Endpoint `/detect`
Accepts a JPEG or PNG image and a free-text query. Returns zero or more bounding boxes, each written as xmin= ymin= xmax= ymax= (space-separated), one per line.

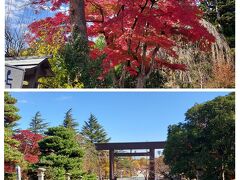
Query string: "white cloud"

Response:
xmin=58 ymin=5 xmax=69 ymax=12
xmin=18 ymin=99 xmax=28 ymax=104
xmin=5 ymin=0 xmax=69 ymax=38
xmin=5 ymin=0 xmax=28 ymax=17
xmin=56 ymin=96 xmax=72 ymax=101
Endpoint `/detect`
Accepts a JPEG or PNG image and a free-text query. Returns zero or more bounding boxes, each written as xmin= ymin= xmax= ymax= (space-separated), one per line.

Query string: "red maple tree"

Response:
xmin=28 ymin=0 xmax=215 ymax=87
xmin=5 ymin=164 xmax=16 ymax=174
xmin=13 ymin=130 xmax=43 ymax=164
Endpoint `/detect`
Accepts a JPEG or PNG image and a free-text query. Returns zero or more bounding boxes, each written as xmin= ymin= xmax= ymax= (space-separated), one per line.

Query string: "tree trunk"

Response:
xmin=214 ymin=0 xmax=221 ymax=21
xmin=222 ymin=164 xmax=225 ymax=180
xmin=119 ymin=67 xmax=126 ymax=88
xmin=69 ymin=0 xmax=87 ymax=39
xmin=136 ymin=75 xmax=146 ymax=88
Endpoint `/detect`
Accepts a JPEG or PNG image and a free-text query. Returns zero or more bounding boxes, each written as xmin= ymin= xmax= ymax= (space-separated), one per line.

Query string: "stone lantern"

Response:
xmin=37 ymin=168 xmax=46 ymax=180
xmin=66 ymin=173 xmax=71 ymax=180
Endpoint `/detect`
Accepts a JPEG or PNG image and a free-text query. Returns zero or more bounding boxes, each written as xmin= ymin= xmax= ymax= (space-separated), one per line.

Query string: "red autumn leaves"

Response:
xmin=28 ymin=0 xmax=215 ymax=77
xmin=13 ymin=130 xmax=43 ymax=164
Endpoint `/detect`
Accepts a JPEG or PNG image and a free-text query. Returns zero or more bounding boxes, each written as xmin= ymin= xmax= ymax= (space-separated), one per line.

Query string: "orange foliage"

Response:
xmin=208 ymin=62 xmax=235 ymax=88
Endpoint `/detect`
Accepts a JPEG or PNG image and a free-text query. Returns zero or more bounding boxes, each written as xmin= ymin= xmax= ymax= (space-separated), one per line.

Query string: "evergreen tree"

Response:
xmin=4 ymin=92 xmax=21 ymax=128
xmin=29 ymin=111 xmax=48 ymax=134
xmin=81 ymin=114 xmax=110 ymax=143
xmin=4 ymin=92 xmax=26 ymax=179
xmin=62 ymin=32 xmax=88 ymax=88
xmin=164 ymin=93 xmax=235 ymax=179
xmin=38 ymin=127 xmax=95 ymax=179
xmin=200 ymin=0 xmax=235 ymax=48
xmin=62 ymin=32 xmax=113 ymax=88
xmin=63 ymin=108 xmax=79 ymax=131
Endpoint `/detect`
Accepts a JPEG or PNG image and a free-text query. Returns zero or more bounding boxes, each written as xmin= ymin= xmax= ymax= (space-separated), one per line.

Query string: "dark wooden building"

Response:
xmin=5 ymin=56 xmax=54 ymax=88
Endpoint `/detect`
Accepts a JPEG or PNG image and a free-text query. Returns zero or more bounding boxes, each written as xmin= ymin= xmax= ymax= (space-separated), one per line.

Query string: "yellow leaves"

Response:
xmin=28 ymin=28 xmax=65 ymax=56
xmin=63 ymin=82 xmax=84 ymax=88
xmin=20 ymin=50 xmax=30 ymax=57
xmin=86 ymin=0 xmax=119 ymax=16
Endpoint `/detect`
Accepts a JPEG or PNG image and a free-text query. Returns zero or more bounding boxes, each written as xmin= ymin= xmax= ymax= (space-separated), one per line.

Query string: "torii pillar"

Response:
xmin=149 ymin=148 xmax=155 ymax=180
xmin=109 ymin=149 xmax=115 ymax=180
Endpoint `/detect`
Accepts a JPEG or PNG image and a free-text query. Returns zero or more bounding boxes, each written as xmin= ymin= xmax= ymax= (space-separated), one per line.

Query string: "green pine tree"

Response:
xmin=4 ymin=92 xmax=21 ymax=128
xmin=29 ymin=111 xmax=48 ymax=134
xmin=81 ymin=114 xmax=110 ymax=143
xmin=38 ymin=126 xmax=96 ymax=179
xmin=4 ymin=92 xmax=26 ymax=179
xmin=63 ymin=108 xmax=79 ymax=131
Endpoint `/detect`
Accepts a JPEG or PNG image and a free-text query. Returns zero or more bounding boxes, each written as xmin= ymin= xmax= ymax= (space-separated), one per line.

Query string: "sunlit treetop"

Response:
xmin=28 ymin=0 xmax=215 ymax=77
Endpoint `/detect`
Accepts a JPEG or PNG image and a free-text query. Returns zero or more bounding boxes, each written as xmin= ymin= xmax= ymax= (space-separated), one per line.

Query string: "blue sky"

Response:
xmin=10 ymin=91 xmax=231 ymax=142
xmin=5 ymin=0 xmax=67 ymax=32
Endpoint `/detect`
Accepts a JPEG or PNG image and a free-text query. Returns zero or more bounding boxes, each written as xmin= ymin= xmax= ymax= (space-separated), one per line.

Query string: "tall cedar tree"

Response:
xmin=29 ymin=111 xmax=48 ymax=134
xmin=4 ymin=92 xmax=26 ymax=178
xmin=63 ymin=108 xmax=79 ymax=131
xmin=81 ymin=114 xmax=110 ymax=143
xmin=28 ymin=0 xmax=215 ymax=88
xmin=38 ymin=127 xmax=95 ymax=179
xmin=164 ymin=93 xmax=235 ymax=179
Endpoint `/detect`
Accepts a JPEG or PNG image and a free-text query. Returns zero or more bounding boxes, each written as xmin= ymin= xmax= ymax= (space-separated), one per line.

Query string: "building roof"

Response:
xmin=5 ymin=56 xmax=54 ymax=77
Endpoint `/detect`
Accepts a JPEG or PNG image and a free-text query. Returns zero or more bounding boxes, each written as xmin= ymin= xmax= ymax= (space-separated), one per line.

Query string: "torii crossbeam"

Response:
xmin=95 ymin=141 xmax=166 ymax=180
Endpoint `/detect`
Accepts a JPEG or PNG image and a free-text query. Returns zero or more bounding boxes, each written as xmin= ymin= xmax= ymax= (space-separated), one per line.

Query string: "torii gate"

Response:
xmin=95 ymin=141 xmax=166 ymax=180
